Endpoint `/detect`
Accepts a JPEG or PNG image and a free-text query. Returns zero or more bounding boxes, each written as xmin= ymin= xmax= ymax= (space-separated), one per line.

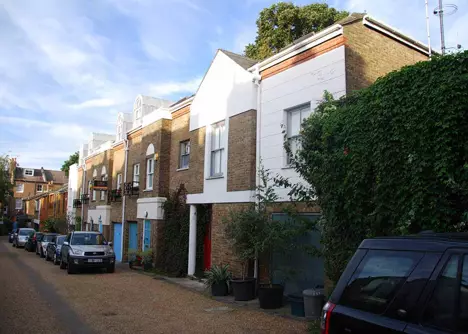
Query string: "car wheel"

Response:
xmin=12 ymin=242 xmax=16 ymax=247
xmin=67 ymin=258 xmax=75 ymax=275
xmin=40 ymin=249 xmax=44 ymax=258
xmin=53 ymin=254 xmax=59 ymax=265
xmin=59 ymin=256 xmax=66 ymax=270
xmin=45 ymin=252 xmax=49 ymax=261
xmin=107 ymin=264 xmax=115 ymax=273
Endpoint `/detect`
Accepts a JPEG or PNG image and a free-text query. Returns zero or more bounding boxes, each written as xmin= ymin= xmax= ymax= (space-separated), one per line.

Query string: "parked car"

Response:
xmin=8 ymin=228 xmax=17 ymax=243
xmin=25 ymin=231 xmax=43 ymax=252
xmin=12 ymin=228 xmax=35 ymax=248
xmin=35 ymin=233 xmax=45 ymax=255
xmin=60 ymin=231 xmax=115 ymax=274
xmin=45 ymin=235 xmax=66 ymax=265
xmin=37 ymin=233 xmax=58 ymax=258
xmin=321 ymin=232 xmax=468 ymax=334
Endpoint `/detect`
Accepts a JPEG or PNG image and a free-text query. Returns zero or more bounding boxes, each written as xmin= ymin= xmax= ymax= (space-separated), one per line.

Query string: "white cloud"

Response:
xmin=149 ymin=77 xmax=202 ymax=97
xmin=71 ymin=98 xmax=118 ymax=109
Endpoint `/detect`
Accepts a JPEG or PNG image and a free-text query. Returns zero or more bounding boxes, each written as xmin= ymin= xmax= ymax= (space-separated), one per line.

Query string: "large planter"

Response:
xmin=143 ymin=262 xmax=153 ymax=271
xmin=258 ymin=284 xmax=284 ymax=309
xmin=231 ymin=278 xmax=256 ymax=301
xmin=211 ymin=282 xmax=229 ymax=296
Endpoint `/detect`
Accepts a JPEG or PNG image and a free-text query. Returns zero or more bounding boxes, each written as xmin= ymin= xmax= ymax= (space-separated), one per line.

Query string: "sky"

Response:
xmin=0 ymin=0 xmax=467 ymax=170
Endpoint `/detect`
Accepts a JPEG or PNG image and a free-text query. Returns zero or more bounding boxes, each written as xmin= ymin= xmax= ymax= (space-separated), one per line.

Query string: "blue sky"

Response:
xmin=0 ymin=0 xmax=467 ymax=170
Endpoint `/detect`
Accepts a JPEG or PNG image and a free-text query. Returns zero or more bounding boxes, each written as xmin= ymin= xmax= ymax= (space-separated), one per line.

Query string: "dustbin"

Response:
xmin=303 ymin=287 xmax=324 ymax=320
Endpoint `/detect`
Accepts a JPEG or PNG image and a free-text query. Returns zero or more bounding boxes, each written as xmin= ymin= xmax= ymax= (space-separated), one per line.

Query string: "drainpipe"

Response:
xmin=253 ymin=64 xmax=262 ymax=280
xmin=120 ymin=138 xmax=129 ymax=262
xmin=80 ymin=163 xmax=86 ymax=231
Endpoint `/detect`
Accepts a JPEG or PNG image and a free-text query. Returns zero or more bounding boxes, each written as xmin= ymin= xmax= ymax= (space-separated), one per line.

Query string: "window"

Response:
xmin=24 ymin=169 xmax=33 ymax=176
xmin=100 ymin=175 xmax=107 ymax=200
xmin=424 ymin=255 xmax=468 ymax=332
xmin=146 ymin=158 xmax=154 ymax=190
xmin=35 ymin=200 xmax=40 ymax=212
xmin=339 ymin=250 xmax=422 ymax=314
xmin=133 ymin=164 xmax=140 ymax=186
xmin=210 ymin=121 xmax=225 ymax=177
xmin=286 ymin=104 xmax=311 ymax=164
xmin=16 ymin=183 xmax=24 ymax=193
xmin=90 ymin=180 xmax=96 ymax=201
xmin=15 ymin=199 xmax=22 ymax=210
xmin=179 ymin=140 xmax=190 ymax=169
xmin=117 ymin=174 xmax=122 ymax=189
xmin=37 ymin=184 xmax=43 ymax=192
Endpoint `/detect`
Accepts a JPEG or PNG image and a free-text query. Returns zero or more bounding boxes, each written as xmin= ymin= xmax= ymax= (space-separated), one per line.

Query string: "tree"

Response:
xmin=245 ymin=2 xmax=348 ymax=60
xmin=280 ymin=52 xmax=468 ymax=283
xmin=61 ymin=152 xmax=78 ymax=177
xmin=0 ymin=155 xmax=13 ymax=209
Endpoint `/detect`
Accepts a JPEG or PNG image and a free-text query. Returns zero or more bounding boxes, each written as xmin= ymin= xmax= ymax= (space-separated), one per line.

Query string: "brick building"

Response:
xmin=67 ymin=13 xmax=430 ymax=288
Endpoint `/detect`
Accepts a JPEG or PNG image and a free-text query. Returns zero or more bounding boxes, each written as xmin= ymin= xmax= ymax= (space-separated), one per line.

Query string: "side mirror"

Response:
xmin=108 ymin=242 xmax=113 ymax=247
xmin=63 ymin=241 xmax=69 ymax=246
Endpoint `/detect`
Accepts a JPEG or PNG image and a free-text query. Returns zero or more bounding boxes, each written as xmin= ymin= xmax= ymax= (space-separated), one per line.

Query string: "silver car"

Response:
xmin=38 ymin=233 xmax=58 ymax=258
xmin=60 ymin=231 xmax=115 ymax=274
xmin=13 ymin=228 xmax=35 ymax=247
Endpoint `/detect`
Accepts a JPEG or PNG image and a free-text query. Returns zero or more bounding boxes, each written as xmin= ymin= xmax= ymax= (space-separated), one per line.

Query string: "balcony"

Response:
xmin=124 ymin=182 xmax=139 ymax=197
xmin=73 ymin=199 xmax=82 ymax=208
xmin=109 ymin=188 xmax=122 ymax=202
xmin=80 ymin=194 xmax=90 ymax=204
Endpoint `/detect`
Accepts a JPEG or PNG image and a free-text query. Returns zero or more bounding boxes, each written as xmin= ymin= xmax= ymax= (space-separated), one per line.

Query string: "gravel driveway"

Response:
xmin=0 ymin=238 xmax=306 ymax=334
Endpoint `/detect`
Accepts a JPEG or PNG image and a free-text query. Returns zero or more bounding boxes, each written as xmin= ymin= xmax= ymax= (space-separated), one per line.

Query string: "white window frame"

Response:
xmin=146 ymin=158 xmax=154 ymax=190
xmin=100 ymin=175 xmax=107 ymax=201
xmin=210 ymin=121 xmax=225 ymax=177
xmin=286 ymin=103 xmax=311 ymax=165
xmin=133 ymin=164 xmax=140 ymax=186
xmin=37 ymin=184 xmax=43 ymax=193
xmin=117 ymin=173 xmax=122 ymax=190
xmin=16 ymin=183 xmax=24 ymax=193
xmin=15 ymin=199 xmax=23 ymax=210
xmin=179 ymin=140 xmax=190 ymax=169
xmin=24 ymin=169 xmax=33 ymax=176
xmin=91 ymin=180 xmax=96 ymax=201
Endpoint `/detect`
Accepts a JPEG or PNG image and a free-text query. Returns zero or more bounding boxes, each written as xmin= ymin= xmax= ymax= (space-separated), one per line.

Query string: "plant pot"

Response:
xmin=288 ymin=293 xmax=305 ymax=317
xmin=129 ymin=261 xmax=133 ymax=269
xmin=231 ymin=278 xmax=256 ymax=301
xmin=143 ymin=262 xmax=153 ymax=271
xmin=211 ymin=282 xmax=228 ymax=296
xmin=258 ymin=284 xmax=284 ymax=309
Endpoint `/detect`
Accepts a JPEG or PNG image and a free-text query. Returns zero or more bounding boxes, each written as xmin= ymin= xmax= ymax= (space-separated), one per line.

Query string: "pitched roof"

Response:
xmin=14 ymin=167 xmax=67 ymax=184
xmin=170 ymin=94 xmax=194 ymax=108
xmin=220 ymin=49 xmax=257 ymax=70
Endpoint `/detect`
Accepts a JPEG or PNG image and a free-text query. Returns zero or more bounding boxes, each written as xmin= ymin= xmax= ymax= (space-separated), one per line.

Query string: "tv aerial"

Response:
xmin=433 ymin=1 xmax=458 ymax=55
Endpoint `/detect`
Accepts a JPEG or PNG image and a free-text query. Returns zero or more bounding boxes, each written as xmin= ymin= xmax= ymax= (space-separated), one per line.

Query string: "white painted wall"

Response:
xmin=67 ymin=163 xmax=78 ymax=220
xmin=187 ymin=50 xmax=256 ymax=205
xmin=260 ymin=46 xmax=347 ymax=201
xmin=136 ymin=197 xmax=166 ymax=220
xmin=88 ymin=205 xmax=111 ymax=226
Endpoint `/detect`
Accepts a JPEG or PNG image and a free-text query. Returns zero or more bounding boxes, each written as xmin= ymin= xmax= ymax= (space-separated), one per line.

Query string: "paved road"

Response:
xmin=0 ymin=238 xmax=306 ymax=334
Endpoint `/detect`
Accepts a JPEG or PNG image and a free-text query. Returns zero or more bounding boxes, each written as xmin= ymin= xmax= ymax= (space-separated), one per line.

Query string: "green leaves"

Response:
xmin=287 ymin=51 xmax=468 ymax=283
xmin=204 ymin=264 xmax=232 ymax=287
xmin=244 ymin=2 xmax=348 ymax=60
xmin=61 ymin=152 xmax=79 ymax=177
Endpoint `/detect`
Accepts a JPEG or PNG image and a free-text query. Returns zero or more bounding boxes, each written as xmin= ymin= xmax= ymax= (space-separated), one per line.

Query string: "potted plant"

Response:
xmin=128 ymin=249 xmax=140 ymax=269
xmin=141 ymin=249 xmax=153 ymax=271
xmin=204 ymin=264 xmax=232 ymax=296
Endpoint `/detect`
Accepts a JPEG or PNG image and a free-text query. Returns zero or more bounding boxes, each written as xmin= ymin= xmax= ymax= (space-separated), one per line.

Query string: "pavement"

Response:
xmin=0 ymin=237 xmax=307 ymax=334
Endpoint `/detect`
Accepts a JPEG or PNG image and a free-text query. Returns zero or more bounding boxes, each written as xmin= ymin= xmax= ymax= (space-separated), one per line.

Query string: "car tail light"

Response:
xmin=321 ymin=302 xmax=336 ymax=334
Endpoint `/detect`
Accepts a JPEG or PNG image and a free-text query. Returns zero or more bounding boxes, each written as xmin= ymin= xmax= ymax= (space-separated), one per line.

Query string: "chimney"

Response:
xmin=41 ymin=167 xmax=47 ymax=182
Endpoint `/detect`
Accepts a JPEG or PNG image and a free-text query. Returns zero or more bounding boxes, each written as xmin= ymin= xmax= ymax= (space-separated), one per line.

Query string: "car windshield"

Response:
xmin=71 ymin=233 xmax=106 ymax=246
xmin=19 ymin=229 xmax=34 ymax=236
xmin=43 ymin=235 xmax=56 ymax=242
xmin=56 ymin=236 xmax=65 ymax=245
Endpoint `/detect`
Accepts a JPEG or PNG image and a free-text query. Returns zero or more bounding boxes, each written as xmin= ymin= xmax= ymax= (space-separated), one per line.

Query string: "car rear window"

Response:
xmin=57 ymin=237 xmax=65 ymax=245
xmin=339 ymin=250 xmax=423 ymax=314
xmin=43 ymin=235 xmax=56 ymax=242
xmin=19 ymin=229 xmax=34 ymax=236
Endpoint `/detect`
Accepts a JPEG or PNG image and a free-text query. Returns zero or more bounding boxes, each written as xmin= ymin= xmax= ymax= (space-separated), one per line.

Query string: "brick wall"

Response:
xmin=85 ymin=149 xmax=113 ymax=208
xmin=190 ymin=127 xmax=206 ymax=194
xmin=344 ymin=22 xmax=428 ymax=93
xmin=227 ymin=109 xmax=257 ymax=192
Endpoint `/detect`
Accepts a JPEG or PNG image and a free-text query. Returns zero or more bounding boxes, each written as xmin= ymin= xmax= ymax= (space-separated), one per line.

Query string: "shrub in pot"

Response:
xmin=128 ymin=249 xmax=140 ymax=269
xmin=141 ymin=249 xmax=153 ymax=271
xmin=204 ymin=264 xmax=232 ymax=296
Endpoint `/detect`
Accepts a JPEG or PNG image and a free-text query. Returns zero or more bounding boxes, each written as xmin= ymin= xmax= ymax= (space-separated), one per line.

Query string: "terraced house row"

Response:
xmin=66 ymin=14 xmax=430 ymax=286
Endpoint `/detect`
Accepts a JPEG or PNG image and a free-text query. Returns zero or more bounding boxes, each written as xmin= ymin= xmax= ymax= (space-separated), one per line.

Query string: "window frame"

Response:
xmin=285 ymin=103 xmax=311 ymax=166
xmin=146 ymin=158 xmax=154 ymax=190
xmin=16 ymin=183 xmax=24 ymax=193
xmin=100 ymin=174 xmax=107 ymax=201
xmin=179 ymin=140 xmax=190 ymax=169
xmin=15 ymin=198 xmax=23 ymax=210
xmin=24 ymin=169 xmax=33 ymax=176
xmin=133 ymin=164 xmax=140 ymax=186
xmin=37 ymin=184 xmax=43 ymax=193
xmin=117 ymin=173 xmax=122 ymax=190
xmin=210 ymin=121 xmax=225 ymax=177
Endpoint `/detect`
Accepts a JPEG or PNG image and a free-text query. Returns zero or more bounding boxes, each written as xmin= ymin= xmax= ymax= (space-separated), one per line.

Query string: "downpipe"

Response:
xmin=120 ymin=138 xmax=129 ymax=262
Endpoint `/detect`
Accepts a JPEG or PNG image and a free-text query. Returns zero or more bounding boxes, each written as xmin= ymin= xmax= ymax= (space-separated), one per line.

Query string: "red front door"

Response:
xmin=203 ymin=221 xmax=211 ymax=270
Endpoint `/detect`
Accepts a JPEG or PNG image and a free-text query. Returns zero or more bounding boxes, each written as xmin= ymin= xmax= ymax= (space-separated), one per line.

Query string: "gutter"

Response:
xmin=248 ymin=24 xmax=343 ymax=72
xmin=362 ymin=15 xmax=431 ymax=56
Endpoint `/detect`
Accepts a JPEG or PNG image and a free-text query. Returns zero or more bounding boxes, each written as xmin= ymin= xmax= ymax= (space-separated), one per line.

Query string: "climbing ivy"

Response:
xmin=280 ymin=52 xmax=468 ymax=283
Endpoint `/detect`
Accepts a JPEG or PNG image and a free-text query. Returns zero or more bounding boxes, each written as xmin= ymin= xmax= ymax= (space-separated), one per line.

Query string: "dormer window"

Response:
xmin=24 ymin=169 xmax=33 ymax=176
xmin=134 ymin=96 xmax=142 ymax=125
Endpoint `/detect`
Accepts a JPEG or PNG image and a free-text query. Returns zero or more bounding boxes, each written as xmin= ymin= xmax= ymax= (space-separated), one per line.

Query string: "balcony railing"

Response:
xmin=80 ymin=194 xmax=90 ymax=204
xmin=73 ymin=199 xmax=82 ymax=208
xmin=109 ymin=188 xmax=122 ymax=202
xmin=124 ymin=182 xmax=139 ymax=197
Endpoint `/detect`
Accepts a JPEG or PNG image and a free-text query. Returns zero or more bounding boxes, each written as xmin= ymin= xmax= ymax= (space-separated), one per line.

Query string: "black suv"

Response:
xmin=322 ymin=233 xmax=468 ymax=334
